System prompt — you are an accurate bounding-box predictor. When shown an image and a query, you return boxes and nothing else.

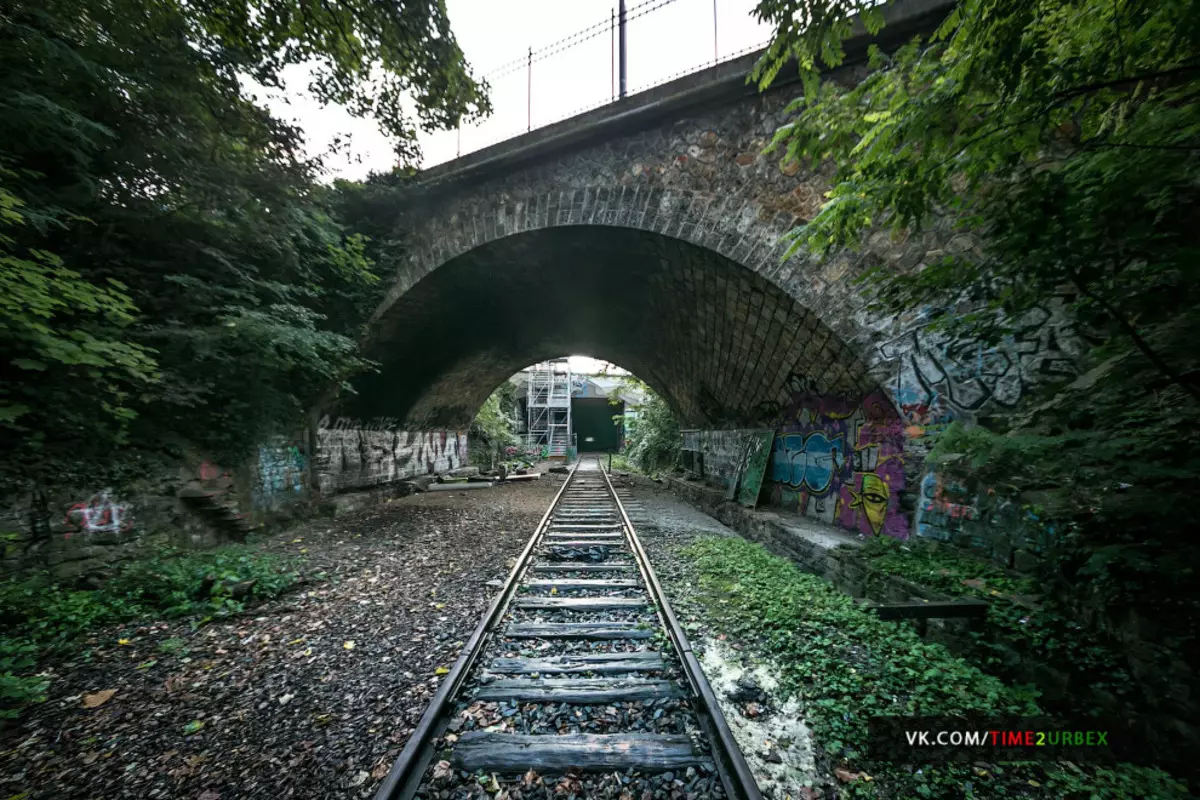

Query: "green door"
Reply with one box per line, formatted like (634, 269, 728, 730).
(573, 398, 622, 452)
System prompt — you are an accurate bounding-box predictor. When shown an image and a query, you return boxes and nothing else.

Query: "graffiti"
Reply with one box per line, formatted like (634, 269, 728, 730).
(848, 473, 891, 536)
(878, 304, 1083, 425)
(767, 388, 908, 539)
(914, 470, 976, 541)
(64, 490, 131, 535)
(254, 443, 305, 509)
(315, 417, 467, 493)
(771, 432, 846, 493)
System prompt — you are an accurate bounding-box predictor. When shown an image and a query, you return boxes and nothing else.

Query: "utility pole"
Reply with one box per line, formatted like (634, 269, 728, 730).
(527, 46, 533, 131)
(618, 0, 627, 99)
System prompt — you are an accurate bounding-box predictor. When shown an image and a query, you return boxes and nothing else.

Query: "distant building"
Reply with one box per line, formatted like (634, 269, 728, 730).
(510, 367, 645, 453)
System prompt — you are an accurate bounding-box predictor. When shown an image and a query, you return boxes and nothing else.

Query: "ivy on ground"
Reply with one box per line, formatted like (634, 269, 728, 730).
(682, 536, 1185, 799)
(853, 536, 1135, 699)
(0, 546, 301, 717)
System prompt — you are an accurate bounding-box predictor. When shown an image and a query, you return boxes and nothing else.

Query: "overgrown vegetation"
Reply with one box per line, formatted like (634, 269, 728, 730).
(0, 545, 301, 716)
(856, 535, 1135, 701)
(609, 378, 681, 474)
(0, 0, 487, 497)
(469, 382, 522, 470)
(751, 0, 1200, 619)
(684, 536, 1186, 798)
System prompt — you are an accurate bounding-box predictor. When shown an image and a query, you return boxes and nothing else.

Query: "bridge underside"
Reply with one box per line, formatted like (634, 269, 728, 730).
(344, 226, 876, 429)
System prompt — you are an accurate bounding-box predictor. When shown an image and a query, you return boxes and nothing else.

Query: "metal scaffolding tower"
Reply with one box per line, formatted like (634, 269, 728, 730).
(526, 359, 572, 458)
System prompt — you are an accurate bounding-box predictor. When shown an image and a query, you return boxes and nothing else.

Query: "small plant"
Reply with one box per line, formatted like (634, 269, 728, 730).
(680, 536, 1186, 798)
(0, 544, 301, 718)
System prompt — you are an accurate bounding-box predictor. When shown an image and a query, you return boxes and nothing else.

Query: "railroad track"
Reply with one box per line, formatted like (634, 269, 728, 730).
(375, 458, 761, 800)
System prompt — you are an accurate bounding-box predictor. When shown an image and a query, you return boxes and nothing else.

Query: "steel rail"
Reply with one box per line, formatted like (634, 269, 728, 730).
(373, 460, 581, 800)
(600, 465, 764, 800)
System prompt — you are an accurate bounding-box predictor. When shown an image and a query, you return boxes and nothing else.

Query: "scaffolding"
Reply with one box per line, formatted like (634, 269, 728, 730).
(526, 359, 572, 458)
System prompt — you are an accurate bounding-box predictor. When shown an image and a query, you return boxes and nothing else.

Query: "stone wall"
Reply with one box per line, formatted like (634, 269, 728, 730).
(313, 416, 468, 494)
(0, 455, 263, 579)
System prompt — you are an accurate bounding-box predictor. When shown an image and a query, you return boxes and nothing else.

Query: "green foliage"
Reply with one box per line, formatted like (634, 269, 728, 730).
(0, 544, 300, 716)
(0, 0, 487, 495)
(609, 378, 681, 474)
(469, 382, 521, 469)
(684, 536, 1186, 798)
(751, 0, 1200, 612)
(857, 535, 1136, 698)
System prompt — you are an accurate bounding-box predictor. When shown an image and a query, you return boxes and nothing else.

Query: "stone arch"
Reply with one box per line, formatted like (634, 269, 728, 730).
(370, 185, 890, 386)
(353, 220, 884, 430)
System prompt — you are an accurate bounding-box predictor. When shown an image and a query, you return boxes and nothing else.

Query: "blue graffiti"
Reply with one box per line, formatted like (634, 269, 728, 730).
(770, 432, 845, 493)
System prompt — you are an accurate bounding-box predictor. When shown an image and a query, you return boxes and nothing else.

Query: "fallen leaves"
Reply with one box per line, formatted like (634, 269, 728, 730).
(82, 689, 116, 708)
(0, 486, 553, 799)
(434, 666, 450, 676)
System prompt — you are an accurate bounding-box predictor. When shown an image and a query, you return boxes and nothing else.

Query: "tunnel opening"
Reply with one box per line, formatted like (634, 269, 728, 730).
(329, 225, 911, 540)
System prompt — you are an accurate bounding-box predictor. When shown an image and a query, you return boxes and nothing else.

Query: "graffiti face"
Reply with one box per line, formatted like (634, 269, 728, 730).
(849, 473, 890, 535)
(771, 432, 845, 493)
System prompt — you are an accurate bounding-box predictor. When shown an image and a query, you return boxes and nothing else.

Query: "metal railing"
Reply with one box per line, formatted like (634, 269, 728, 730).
(442, 0, 772, 164)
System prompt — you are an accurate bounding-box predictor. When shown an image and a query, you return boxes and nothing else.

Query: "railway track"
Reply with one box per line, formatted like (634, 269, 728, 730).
(374, 458, 761, 800)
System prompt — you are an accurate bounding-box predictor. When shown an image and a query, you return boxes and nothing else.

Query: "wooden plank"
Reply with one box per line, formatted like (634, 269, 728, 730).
(513, 596, 647, 610)
(487, 652, 665, 674)
(867, 599, 989, 620)
(451, 732, 709, 774)
(549, 523, 623, 530)
(530, 562, 635, 572)
(546, 531, 624, 538)
(545, 540, 625, 548)
(525, 579, 638, 590)
(474, 677, 683, 703)
(504, 622, 654, 640)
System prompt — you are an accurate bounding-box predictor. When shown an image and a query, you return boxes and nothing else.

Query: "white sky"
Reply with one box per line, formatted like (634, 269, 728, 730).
(259, 0, 773, 179)
(568, 356, 628, 375)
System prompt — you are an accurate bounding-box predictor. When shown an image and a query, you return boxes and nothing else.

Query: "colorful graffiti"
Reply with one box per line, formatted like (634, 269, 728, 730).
(767, 389, 908, 539)
(64, 490, 132, 535)
(914, 471, 976, 541)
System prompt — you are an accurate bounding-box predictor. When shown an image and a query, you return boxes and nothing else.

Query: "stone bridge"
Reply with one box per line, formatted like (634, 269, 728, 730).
(331, 0, 1081, 543)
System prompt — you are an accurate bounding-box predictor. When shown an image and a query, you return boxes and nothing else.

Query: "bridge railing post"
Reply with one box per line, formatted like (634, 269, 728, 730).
(618, 0, 627, 99)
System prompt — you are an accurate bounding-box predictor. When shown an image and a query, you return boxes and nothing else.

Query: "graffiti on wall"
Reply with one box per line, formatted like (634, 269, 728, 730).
(914, 471, 975, 541)
(253, 443, 306, 510)
(767, 389, 908, 539)
(315, 416, 467, 494)
(878, 304, 1083, 431)
(64, 490, 132, 536)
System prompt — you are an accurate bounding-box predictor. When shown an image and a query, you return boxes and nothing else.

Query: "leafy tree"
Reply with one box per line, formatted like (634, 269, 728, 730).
(0, 0, 487, 498)
(611, 378, 681, 474)
(749, 0, 1200, 610)
(469, 381, 521, 469)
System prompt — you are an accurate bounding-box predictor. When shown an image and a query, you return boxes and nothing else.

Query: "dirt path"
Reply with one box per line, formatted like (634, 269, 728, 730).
(0, 477, 559, 800)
